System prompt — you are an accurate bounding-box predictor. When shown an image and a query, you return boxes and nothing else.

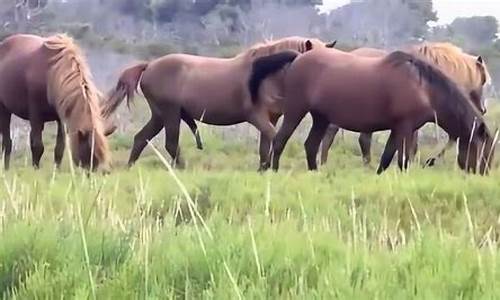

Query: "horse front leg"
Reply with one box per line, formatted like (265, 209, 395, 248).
(424, 136, 456, 167)
(29, 119, 45, 169)
(359, 132, 373, 165)
(54, 120, 65, 168)
(0, 108, 12, 170)
(320, 124, 339, 165)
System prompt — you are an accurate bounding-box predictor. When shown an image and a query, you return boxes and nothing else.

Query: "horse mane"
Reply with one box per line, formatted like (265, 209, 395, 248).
(240, 36, 324, 59)
(44, 34, 109, 165)
(383, 51, 487, 137)
(410, 42, 492, 89)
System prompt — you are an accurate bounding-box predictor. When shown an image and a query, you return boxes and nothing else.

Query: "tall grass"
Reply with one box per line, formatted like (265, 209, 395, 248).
(1, 122, 500, 299)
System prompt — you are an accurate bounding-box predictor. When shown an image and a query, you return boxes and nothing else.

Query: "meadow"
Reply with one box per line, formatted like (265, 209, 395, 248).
(2, 103, 500, 299)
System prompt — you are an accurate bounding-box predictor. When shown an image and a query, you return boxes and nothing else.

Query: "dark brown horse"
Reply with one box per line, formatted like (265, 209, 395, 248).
(320, 43, 491, 167)
(103, 37, 326, 168)
(249, 47, 495, 174)
(0, 34, 114, 170)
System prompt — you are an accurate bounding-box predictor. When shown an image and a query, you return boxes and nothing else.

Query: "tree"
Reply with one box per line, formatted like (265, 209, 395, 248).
(450, 16, 498, 46)
(324, 0, 436, 47)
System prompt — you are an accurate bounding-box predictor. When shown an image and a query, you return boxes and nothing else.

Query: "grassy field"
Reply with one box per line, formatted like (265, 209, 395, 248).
(2, 111, 500, 299)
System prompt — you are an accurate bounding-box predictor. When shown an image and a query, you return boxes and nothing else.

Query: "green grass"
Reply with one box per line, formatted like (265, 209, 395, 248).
(1, 121, 500, 299)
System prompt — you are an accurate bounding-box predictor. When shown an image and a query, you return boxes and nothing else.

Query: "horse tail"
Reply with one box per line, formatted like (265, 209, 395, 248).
(248, 50, 300, 104)
(102, 62, 148, 118)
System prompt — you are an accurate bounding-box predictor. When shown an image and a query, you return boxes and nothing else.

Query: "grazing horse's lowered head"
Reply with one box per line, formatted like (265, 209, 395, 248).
(44, 34, 110, 170)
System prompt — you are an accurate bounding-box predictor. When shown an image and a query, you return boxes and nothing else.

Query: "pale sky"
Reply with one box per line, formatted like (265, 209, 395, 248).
(320, 0, 500, 25)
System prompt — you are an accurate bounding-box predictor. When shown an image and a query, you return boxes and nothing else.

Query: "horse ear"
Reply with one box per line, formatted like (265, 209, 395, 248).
(305, 40, 313, 51)
(477, 56, 484, 64)
(326, 40, 337, 48)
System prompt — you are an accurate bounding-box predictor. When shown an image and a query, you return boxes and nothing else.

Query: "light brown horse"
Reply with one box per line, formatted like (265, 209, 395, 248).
(320, 43, 491, 167)
(0, 34, 113, 170)
(103, 36, 326, 168)
(249, 47, 495, 174)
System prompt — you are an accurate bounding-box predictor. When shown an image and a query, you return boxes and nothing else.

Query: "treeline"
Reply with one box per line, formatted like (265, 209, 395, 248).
(1, 0, 499, 86)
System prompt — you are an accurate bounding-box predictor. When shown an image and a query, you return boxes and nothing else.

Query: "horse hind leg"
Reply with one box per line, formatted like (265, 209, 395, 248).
(271, 109, 307, 171)
(257, 114, 279, 172)
(0, 107, 12, 170)
(248, 110, 277, 171)
(320, 124, 340, 165)
(305, 112, 330, 170)
(54, 120, 65, 168)
(162, 107, 184, 169)
(128, 113, 163, 167)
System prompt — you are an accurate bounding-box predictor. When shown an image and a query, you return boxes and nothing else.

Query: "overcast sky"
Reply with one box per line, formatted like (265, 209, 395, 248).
(320, 0, 500, 25)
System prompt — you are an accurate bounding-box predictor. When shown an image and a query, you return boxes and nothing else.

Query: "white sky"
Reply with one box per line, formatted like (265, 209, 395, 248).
(320, 0, 500, 25)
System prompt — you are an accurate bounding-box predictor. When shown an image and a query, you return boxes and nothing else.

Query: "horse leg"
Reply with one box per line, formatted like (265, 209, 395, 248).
(29, 120, 45, 169)
(0, 108, 12, 170)
(248, 111, 277, 171)
(424, 136, 456, 167)
(397, 130, 416, 171)
(257, 114, 279, 172)
(163, 107, 184, 169)
(376, 131, 399, 174)
(272, 110, 307, 171)
(54, 120, 65, 168)
(181, 109, 203, 150)
(320, 124, 339, 165)
(128, 113, 163, 167)
(411, 131, 419, 158)
(359, 132, 373, 165)
(305, 113, 330, 170)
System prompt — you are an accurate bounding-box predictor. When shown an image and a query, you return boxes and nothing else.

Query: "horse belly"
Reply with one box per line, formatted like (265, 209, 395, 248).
(315, 86, 394, 132)
(181, 96, 249, 126)
(180, 82, 250, 126)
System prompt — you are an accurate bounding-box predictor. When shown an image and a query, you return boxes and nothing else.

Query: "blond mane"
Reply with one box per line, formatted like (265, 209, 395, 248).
(44, 34, 109, 166)
(411, 42, 491, 90)
(240, 36, 325, 59)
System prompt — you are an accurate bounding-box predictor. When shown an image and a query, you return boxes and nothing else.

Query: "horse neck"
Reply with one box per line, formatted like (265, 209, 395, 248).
(430, 86, 479, 140)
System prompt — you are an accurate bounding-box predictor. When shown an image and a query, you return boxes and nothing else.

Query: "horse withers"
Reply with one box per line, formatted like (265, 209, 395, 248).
(0, 34, 114, 170)
(249, 46, 495, 174)
(103, 37, 326, 169)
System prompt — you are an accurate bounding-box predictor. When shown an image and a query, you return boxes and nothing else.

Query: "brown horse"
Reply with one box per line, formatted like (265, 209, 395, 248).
(103, 36, 325, 168)
(320, 43, 491, 167)
(249, 47, 495, 174)
(0, 34, 113, 170)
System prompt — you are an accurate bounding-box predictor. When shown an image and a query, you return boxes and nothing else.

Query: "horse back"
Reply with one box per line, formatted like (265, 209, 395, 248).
(0, 34, 57, 120)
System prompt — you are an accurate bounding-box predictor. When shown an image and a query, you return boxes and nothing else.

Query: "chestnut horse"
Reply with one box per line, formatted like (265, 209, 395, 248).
(0, 34, 113, 170)
(249, 47, 495, 174)
(103, 36, 326, 168)
(320, 43, 491, 167)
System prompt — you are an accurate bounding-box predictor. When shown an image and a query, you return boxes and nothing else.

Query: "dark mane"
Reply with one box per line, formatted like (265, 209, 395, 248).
(383, 51, 486, 136)
(248, 50, 300, 103)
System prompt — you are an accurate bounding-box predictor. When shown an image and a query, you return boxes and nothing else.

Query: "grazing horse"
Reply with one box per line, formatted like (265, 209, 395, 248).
(320, 43, 491, 166)
(249, 47, 495, 174)
(0, 34, 113, 170)
(103, 36, 325, 168)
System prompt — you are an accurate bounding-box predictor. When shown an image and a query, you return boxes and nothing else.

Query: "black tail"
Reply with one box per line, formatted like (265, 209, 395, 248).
(384, 51, 484, 124)
(248, 50, 300, 103)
